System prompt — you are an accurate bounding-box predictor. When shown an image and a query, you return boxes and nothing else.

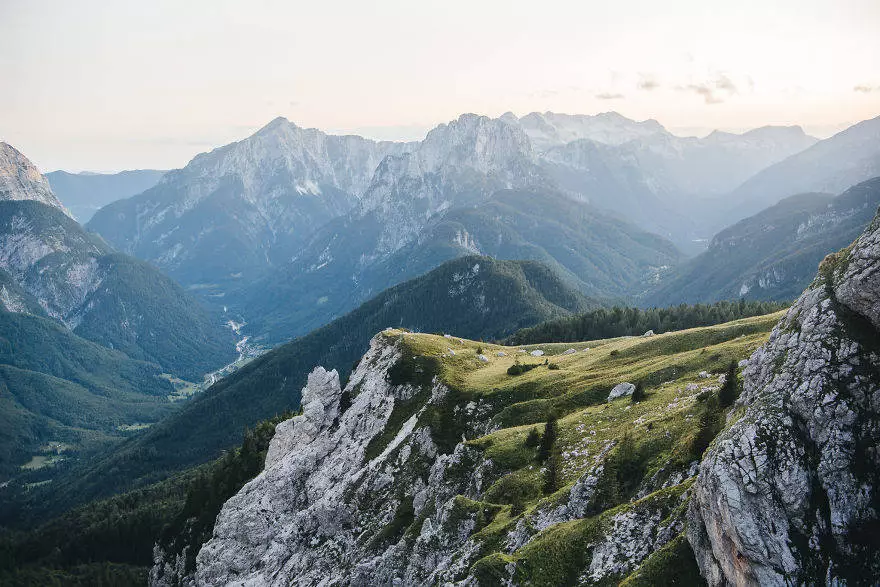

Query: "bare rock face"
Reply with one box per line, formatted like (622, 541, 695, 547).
(687, 209, 880, 585)
(0, 142, 68, 212)
(191, 334, 497, 586)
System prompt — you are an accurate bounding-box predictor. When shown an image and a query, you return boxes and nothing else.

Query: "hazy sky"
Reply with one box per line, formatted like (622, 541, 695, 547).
(2, 0, 879, 172)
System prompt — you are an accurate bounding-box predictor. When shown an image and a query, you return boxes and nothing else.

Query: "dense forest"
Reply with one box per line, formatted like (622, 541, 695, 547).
(0, 414, 289, 586)
(505, 299, 788, 345)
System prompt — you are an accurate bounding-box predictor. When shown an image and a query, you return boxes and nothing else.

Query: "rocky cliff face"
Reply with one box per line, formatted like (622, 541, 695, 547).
(0, 200, 109, 322)
(0, 142, 68, 212)
(688, 208, 880, 584)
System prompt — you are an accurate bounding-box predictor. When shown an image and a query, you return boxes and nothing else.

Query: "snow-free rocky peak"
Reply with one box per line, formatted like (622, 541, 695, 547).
(357, 113, 541, 214)
(0, 142, 68, 212)
(509, 111, 668, 150)
(182, 116, 413, 202)
(86, 117, 413, 286)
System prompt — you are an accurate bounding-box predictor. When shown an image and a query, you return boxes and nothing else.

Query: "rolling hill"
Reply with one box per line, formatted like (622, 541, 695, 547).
(0, 310, 175, 481)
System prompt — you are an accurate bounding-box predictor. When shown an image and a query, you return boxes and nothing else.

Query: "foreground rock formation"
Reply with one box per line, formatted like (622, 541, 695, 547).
(154, 208, 880, 586)
(688, 210, 880, 584)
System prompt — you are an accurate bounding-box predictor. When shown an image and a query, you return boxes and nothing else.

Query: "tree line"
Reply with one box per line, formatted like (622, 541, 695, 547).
(504, 300, 788, 345)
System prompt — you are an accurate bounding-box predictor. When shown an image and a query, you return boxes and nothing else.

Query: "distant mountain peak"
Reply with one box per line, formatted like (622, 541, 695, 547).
(512, 111, 669, 149)
(0, 142, 69, 214)
(255, 115, 295, 133)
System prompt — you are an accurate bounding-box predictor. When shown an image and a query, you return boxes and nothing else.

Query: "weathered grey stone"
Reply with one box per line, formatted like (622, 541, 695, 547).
(608, 382, 636, 401)
(688, 209, 880, 585)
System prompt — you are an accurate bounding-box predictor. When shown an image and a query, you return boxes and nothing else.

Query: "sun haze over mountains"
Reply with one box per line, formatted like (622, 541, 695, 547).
(1, 2, 879, 586)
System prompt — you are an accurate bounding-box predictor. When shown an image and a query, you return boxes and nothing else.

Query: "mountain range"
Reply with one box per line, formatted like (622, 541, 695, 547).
(718, 114, 880, 226)
(2, 107, 880, 586)
(46, 169, 166, 222)
(648, 177, 880, 305)
(86, 111, 818, 344)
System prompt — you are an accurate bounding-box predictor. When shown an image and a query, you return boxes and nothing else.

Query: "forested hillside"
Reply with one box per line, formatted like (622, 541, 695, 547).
(505, 300, 788, 345)
(647, 177, 880, 306)
(0, 310, 175, 481)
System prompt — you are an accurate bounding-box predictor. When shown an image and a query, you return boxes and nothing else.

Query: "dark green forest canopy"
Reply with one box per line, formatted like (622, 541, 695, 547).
(505, 299, 788, 345)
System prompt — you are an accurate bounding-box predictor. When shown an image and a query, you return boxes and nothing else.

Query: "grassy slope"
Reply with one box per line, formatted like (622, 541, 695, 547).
(378, 311, 782, 583)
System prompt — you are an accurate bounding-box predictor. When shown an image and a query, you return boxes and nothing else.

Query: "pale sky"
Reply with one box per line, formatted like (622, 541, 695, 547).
(1, 0, 879, 172)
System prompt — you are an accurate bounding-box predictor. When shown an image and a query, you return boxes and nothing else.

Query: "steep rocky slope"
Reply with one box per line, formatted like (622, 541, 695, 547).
(688, 207, 880, 583)
(0, 144, 235, 379)
(154, 312, 782, 585)
(87, 118, 412, 288)
(647, 177, 880, 306)
(0, 142, 68, 212)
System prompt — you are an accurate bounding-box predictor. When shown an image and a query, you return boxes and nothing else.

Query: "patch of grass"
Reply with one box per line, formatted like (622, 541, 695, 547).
(378, 315, 778, 581)
(619, 533, 704, 586)
(364, 387, 430, 461)
(370, 498, 415, 549)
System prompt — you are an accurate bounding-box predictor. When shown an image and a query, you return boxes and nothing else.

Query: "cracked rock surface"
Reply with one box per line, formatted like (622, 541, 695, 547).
(688, 209, 880, 585)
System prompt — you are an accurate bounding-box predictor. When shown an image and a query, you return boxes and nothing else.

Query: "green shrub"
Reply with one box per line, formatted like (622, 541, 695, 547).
(631, 382, 645, 403)
(543, 450, 561, 494)
(507, 362, 539, 376)
(524, 427, 541, 448)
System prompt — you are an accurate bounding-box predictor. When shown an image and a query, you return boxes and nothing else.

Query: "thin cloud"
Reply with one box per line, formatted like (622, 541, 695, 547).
(595, 92, 625, 100)
(677, 74, 738, 104)
(637, 74, 660, 91)
(854, 85, 878, 93)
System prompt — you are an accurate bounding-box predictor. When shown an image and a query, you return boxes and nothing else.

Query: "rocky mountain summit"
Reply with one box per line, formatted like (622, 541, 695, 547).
(87, 110, 828, 328)
(0, 142, 67, 212)
(688, 207, 880, 584)
(87, 117, 412, 286)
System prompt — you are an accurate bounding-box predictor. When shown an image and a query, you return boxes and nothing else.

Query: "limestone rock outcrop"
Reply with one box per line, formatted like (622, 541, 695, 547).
(688, 210, 880, 584)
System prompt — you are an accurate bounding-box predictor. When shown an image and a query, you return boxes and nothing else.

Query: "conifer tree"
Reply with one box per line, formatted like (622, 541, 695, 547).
(538, 415, 558, 463)
(631, 382, 645, 403)
(719, 361, 739, 408)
